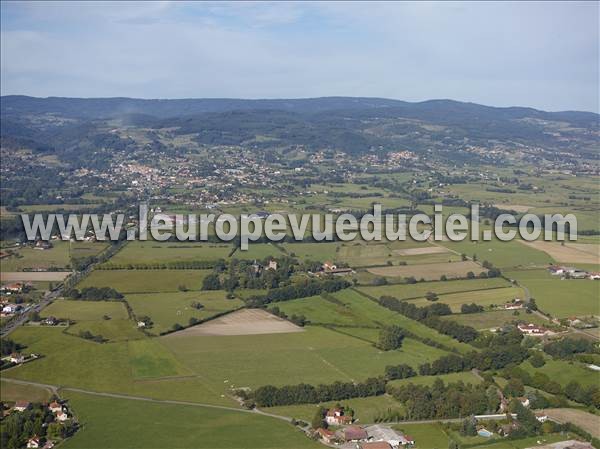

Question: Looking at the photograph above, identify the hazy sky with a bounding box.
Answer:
[1,1,598,112]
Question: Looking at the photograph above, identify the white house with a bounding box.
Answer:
[14,401,31,412]
[535,412,548,422]
[518,397,530,408]
[55,411,69,422]
[48,401,62,414]
[9,353,25,364]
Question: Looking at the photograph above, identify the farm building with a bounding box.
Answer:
[14,401,31,412]
[316,428,336,444]
[341,425,368,442]
[325,407,352,425]
[504,299,524,310]
[517,323,550,336]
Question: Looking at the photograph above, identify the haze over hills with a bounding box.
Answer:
[1,95,598,161]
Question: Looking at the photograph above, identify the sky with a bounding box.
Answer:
[1,1,598,112]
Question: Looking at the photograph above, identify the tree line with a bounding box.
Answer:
[378,295,479,343]
[245,377,386,407]
[64,286,123,301]
[245,278,351,307]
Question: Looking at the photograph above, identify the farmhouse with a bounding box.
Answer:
[55,411,69,422]
[9,353,25,364]
[588,272,600,280]
[364,424,414,447]
[48,401,62,413]
[2,304,21,314]
[267,260,278,271]
[504,299,524,310]
[342,425,368,442]
[535,412,548,422]
[34,241,53,250]
[321,261,354,276]
[325,407,352,425]
[14,401,31,412]
[517,323,550,336]
[517,397,530,407]
[1,282,24,293]
[316,428,336,444]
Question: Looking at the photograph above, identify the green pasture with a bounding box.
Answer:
[504,269,600,317]
[125,291,243,334]
[357,278,510,300]
[409,286,525,312]
[108,241,233,265]
[77,269,211,293]
[266,394,405,423]
[61,391,320,449]
[440,309,548,330]
[161,325,448,393]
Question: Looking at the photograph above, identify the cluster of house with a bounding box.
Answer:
[316,408,414,448]
[548,266,600,280]
[2,352,39,365]
[5,400,73,448]
[516,323,553,337]
[1,283,32,318]
[318,261,354,277]
[251,259,278,275]
[503,299,524,310]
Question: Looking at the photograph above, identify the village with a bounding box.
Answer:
[0,397,78,449]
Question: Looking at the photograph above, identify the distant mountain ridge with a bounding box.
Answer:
[2,95,598,124]
[1,95,598,160]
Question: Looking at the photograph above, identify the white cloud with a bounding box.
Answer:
[1,1,598,111]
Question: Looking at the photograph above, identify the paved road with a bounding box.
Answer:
[0,288,62,337]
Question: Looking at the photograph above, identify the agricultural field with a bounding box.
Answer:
[367,260,485,281]
[2,327,235,406]
[0,380,52,403]
[280,242,339,261]
[269,289,473,353]
[232,243,285,260]
[519,241,600,264]
[387,371,483,388]
[40,299,141,342]
[440,309,548,330]
[168,308,303,336]
[520,359,600,388]
[438,235,553,269]
[392,422,450,449]
[61,391,320,449]
[107,241,233,265]
[504,269,599,317]
[408,286,525,312]
[0,240,108,271]
[160,325,451,393]
[357,277,511,300]
[77,269,210,293]
[126,290,243,335]
[265,394,405,423]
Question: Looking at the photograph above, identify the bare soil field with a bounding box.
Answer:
[164,308,304,337]
[0,271,71,281]
[393,246,450,256]
[367,260,483,280]
[543,408,600,438]
[519,241,600,264]
[493,204,531,212]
